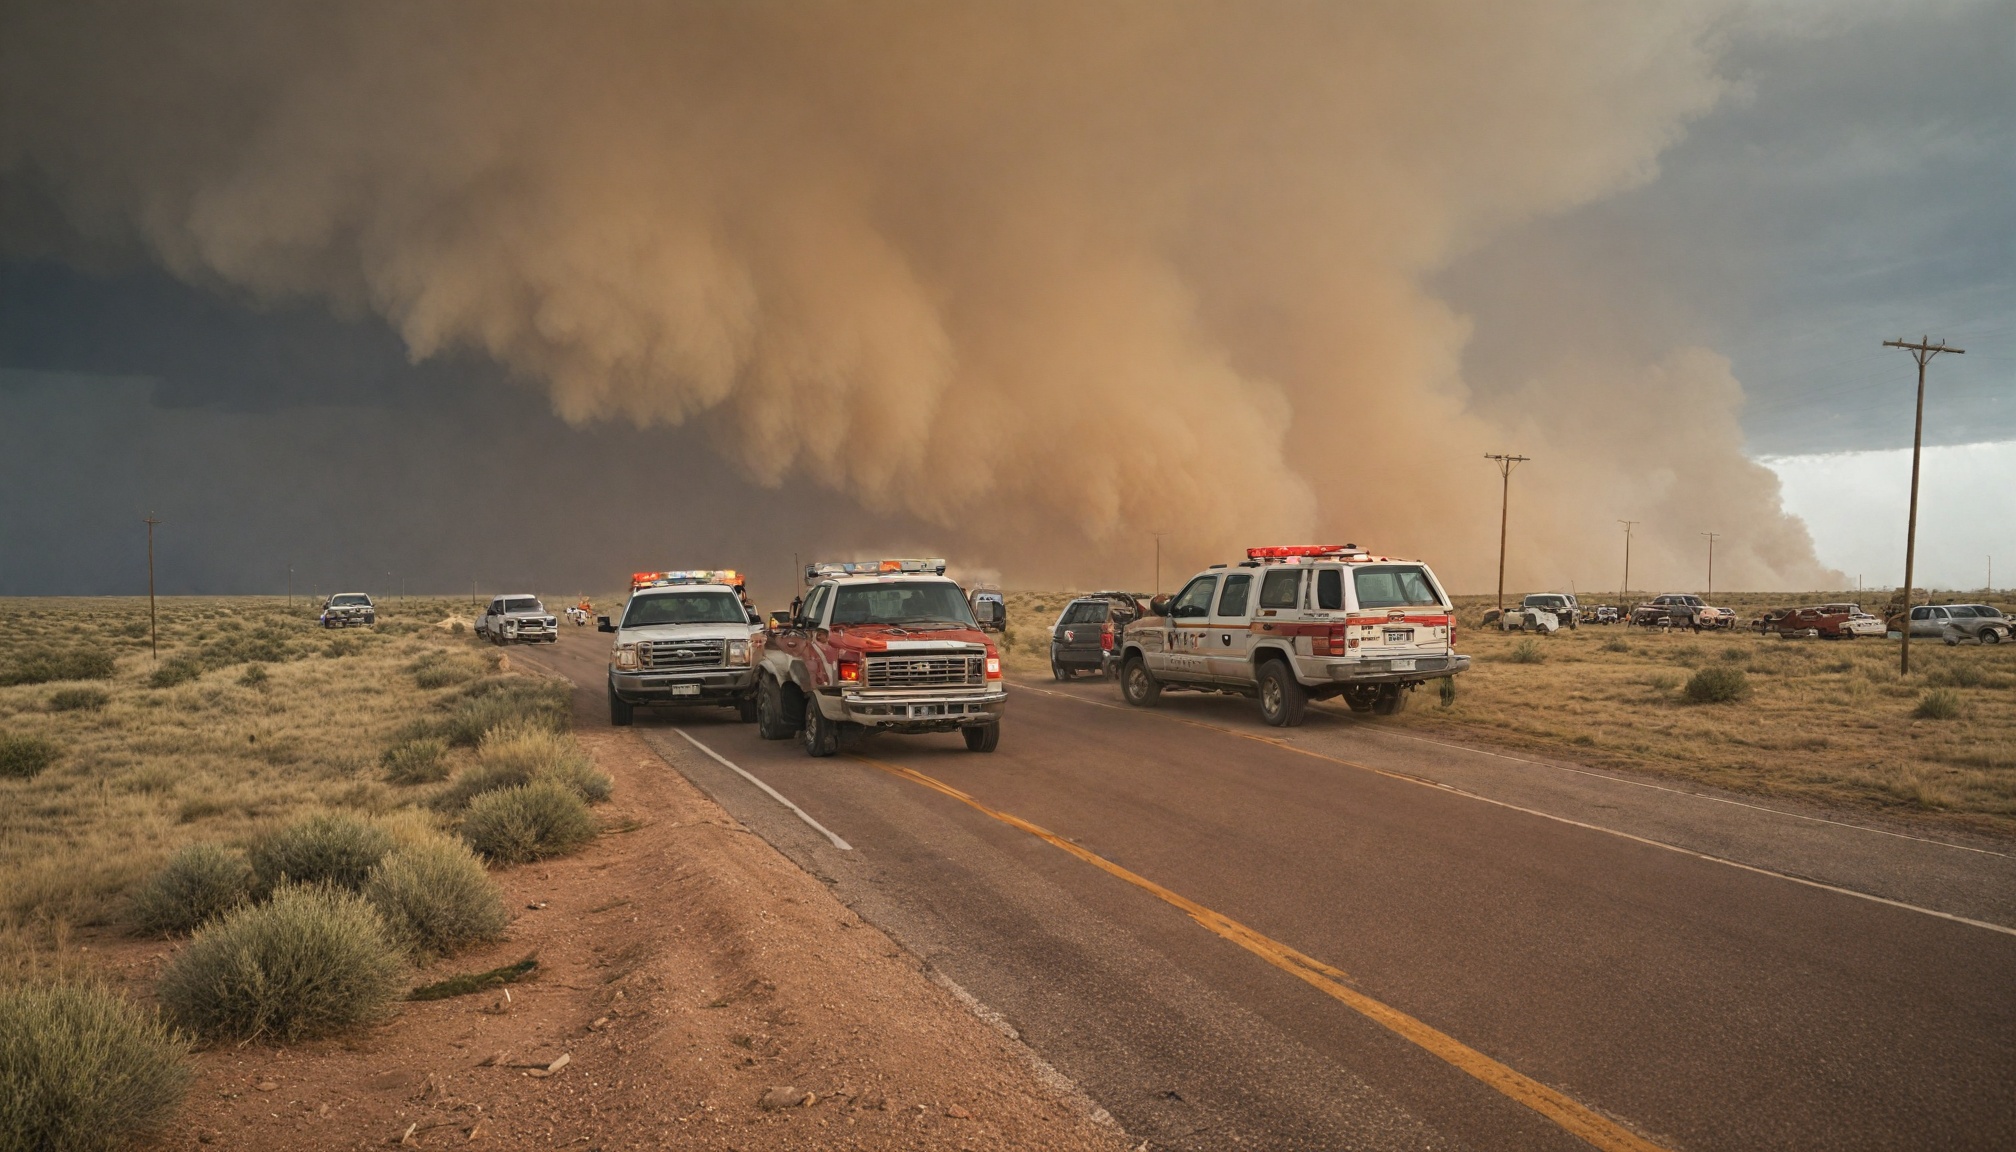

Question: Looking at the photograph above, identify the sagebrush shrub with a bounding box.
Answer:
[237,665,269,689]
[0,648,116,687]
[1601,638,1631,654]
[129,844,253,937]
[365,837,508,958]
[146,657,202,689]
[434,723,609,811]
[1684,665,1752,704]
[382,737,450,785]
[1914,688,1963,721]
[0,733,61,780]
[155,884,404,1042]
[438,677,571,747]
[248,813,395,894]
[461,781,597,865]
[47,687,109,712]
[411,653,480,690]
[1505,639,1544,664]
[0,983,190,1152]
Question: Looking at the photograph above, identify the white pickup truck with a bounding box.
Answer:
[601,571,763,726]
[1118,545,1469,726]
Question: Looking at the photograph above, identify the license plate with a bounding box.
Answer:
[1389,659,1416,671]
[1385,630,1412,645]
[670,684,700,697]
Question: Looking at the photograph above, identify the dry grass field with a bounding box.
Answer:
[0,595,517,967]
[1002,590,2016,834]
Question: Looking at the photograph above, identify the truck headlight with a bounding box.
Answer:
[726,639,751,666]
[614,644,640,670]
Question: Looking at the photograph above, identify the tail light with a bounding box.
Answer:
[837,658,861,684]
[1312,624,1350,656]
[1100,623,1115,651]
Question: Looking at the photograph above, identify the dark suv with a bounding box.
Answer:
[1050,593,1147,679]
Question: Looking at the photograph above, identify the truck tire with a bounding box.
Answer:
[608,685,634,727]
[756,676,795,740]
[1052,660,1069,681]
[1257,659,1307,727]
[802,698,839,757]
[734,694,758,723]
[1372,685,1407,716]
[962,723,1000,753]
[1121,657,1161,707]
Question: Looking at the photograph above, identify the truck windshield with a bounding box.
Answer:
[503,598,543,614]
[830,582,977,627]
[623,592,747,626]
[1353,566,1441,609]
[330,594,369,606]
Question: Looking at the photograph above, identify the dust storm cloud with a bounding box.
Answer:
[0,0,1838,591]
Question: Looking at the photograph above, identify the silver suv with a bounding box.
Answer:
[1907,604,2013,645]
[475,595,558,644]
[1118,546,1469,726]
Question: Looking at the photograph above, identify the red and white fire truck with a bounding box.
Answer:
[1118,545,1469,726]
[755,559,1006,756]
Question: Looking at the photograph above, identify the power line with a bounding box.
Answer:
[1885,336,1966,675]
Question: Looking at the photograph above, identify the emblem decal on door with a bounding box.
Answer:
[1221,633,1232,645]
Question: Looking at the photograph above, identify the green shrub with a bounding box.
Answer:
[46,687,109,713]
[0,648,116,687]
[237,665,269,689]
[364,838,508,958]
[1719,647,1748,664]
[461,781,597,865]
[1684,665,1752,704]
[382,737,450,785]
[411,653,480,690]
[1926,664,1985,689]
[0,983,190,1152]
[146,657,202,689]
[129,844,253,937]
[1601,638,1630,654]
[156,884,403,1042]
[437,677,572,747]
[1914,688,1963,721]
[1505,639,1544,664]
[0,734,62,780]
[248,813,395,894]
[434,724,609,811]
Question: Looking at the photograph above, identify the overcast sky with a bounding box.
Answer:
[2,1,2009,598]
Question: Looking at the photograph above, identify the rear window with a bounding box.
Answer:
[1352,566,1441,610]
[624,592,746,626]
[1062,601,1109,625]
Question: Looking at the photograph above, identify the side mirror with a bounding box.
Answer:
[597,616,614,633]
[1149,594,1173,617]
[767,611,793,631]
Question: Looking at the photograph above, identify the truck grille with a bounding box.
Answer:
[863,654,985,689]
[641,639,724,669]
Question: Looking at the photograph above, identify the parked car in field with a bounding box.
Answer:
[1630,594,1731,630]
[1050,593,1147,679]
[1904,604,2014,645]
[475,594,558,644]
[1118,545,1468,726]
[1587,605,1620,625]
[1762,605,1854,639]
[1502,592,1578,632]
[319,593,376,628]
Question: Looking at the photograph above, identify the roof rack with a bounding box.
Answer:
[632,570,745,590]
[804,558,948,585]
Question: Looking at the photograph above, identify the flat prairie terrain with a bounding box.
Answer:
[1003,590,2016,834]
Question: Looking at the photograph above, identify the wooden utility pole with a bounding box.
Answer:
[1618,520,1638,604]
[1701,532,1720,598]
[143,513,161,661]
[1884,336,1964,674]
[1152,532,1167,595]
[1484,454,1530,611]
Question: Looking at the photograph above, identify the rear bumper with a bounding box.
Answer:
[610,667,756,703]
[814,686,1007,730]
[1299,653,1469,685]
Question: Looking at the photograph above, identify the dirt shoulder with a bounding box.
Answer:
[129,723,1131,1150]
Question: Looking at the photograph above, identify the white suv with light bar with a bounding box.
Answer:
[1118,545,1470,726]
[601,570,763,726]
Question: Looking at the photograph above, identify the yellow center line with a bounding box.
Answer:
[849,749,1673,1152]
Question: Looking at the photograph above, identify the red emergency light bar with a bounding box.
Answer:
[1246,545,1371,562]
[632,569,745,590]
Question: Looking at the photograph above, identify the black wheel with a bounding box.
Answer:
[756,676,795,740]
[802,700,839,757]
[1985,629,2005,645]
[734,694,759,723]
[962,723,1000,753]
[1257,660,1307,727]
[1051,660,1069,682]
[608,686,634,727]
[1372,685,1408,716]
[1121,657,1161,707]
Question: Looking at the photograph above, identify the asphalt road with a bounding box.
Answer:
[519,629,2016,1151]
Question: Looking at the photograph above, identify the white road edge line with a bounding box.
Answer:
[1013,681,2016,938]
[673,728,853,851]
